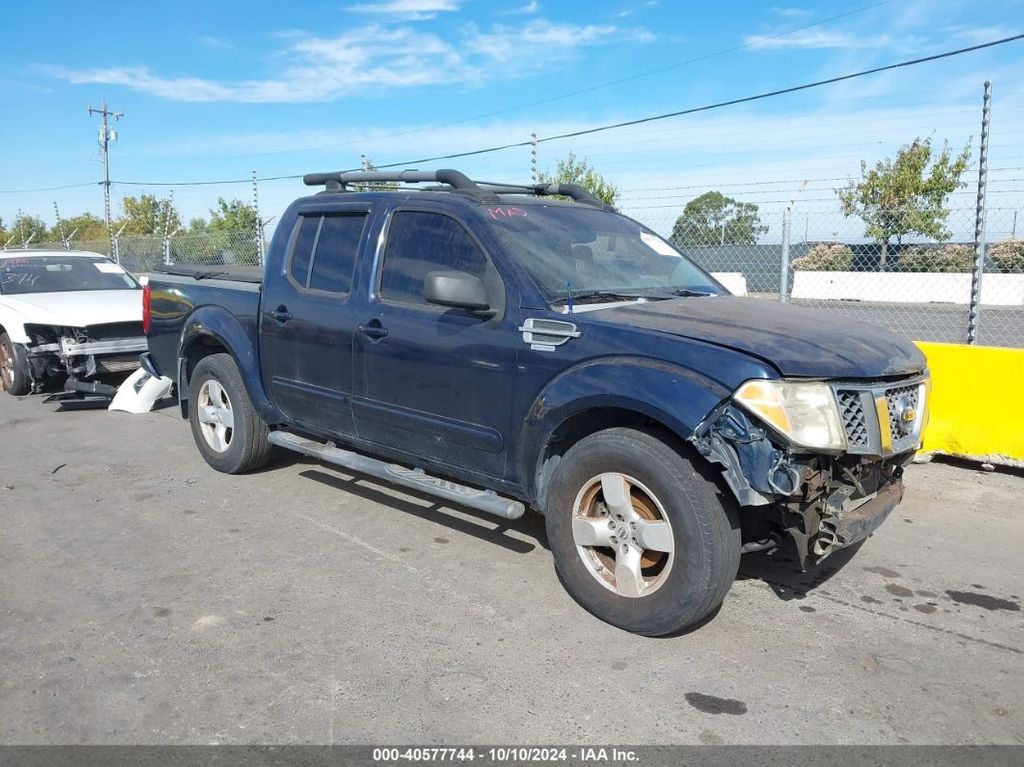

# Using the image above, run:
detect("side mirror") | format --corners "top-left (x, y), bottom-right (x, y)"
top-left (423, 271), bottom-right (490, 312)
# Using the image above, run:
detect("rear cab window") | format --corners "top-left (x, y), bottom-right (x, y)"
top-left (287, 213), bottom-right (367, 295)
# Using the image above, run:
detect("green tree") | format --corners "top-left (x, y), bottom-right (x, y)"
top-left (207, 197), bottom-right (259, 231)
top-left (53, 212), bottom-right (107, 243)
top-left (671, 192), bottom-right (767, 246)
top-left (178, 198), bottom-right (260, 265)
top-left (8, 213), bottom-right (49, 246)
top-left (118, 194), bottom-right (182, 235)
top-left (837, 137), bottom-right (971, 269)
top-left (538, 152), bottom-right (619, 207)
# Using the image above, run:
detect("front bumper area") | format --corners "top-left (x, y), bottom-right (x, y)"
top-left (693, 400), bottom-right (913, 567)
top-left (812, 477), bottom-right (904, 560)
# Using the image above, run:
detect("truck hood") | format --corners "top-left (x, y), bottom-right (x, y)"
top-left (596, 296), bottom-right (926, 379)
top-left (1, 290), bottom-right (142, 328)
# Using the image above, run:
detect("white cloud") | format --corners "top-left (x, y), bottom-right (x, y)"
top-left (48, 20), bottom-right (652, 102)
top-left (344, 0), bottom-right (460, 20)
top-left (745, 27), bottom-right (891, 50)
top-left (943, 24), bottom-right (1012, 43)
top-left (502, 0), bottom-right (539, 14)
top-left (465, 20), bottom-right (652, 64)
top-left (770, 6), bottom-right (812, 19)
top-left (194, 34), bottom-right (235, 50)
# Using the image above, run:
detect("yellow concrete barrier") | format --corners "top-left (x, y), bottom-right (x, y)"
top-left (916, 341), bottom-right (1024, 466)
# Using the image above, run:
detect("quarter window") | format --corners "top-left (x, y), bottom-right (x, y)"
top-left (380, 211), bottom-right (490, 306)
top-left (288, 213), bottom-right (366, 294)
top-left (288, 216), bottom-right (318, 287)
top-left (309, 215), bottom-right (366, 294)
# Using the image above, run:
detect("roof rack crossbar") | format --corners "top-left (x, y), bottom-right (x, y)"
top-left (302, 169), bottom-right (610, 208)
top-left (474, 181), bottom-right (611, 210)
top-left (303, 168), bottom-right (482, 194)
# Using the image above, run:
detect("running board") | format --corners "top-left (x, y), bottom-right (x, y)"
top-left (268, 431), bottom-right (526, 520)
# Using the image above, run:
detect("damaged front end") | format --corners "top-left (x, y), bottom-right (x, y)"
top-left (692, 375), bottom-right (927, 567)
top-left (23, 322), bottom-right (147, 400)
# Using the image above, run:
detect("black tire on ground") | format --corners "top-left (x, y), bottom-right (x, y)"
top-left (544, 427), bottom-right (741, 636)
top-left (0, 332), bottom-right (32, 396)
top-left (188, 353), bottom-right (272, 474)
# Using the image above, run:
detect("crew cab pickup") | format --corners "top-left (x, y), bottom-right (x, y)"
top-left (144, 169), bottom-right (929, 636)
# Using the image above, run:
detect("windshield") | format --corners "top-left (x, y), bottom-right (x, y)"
top-left (0, 255), bottom-right (140, 295)
top-left (487, 204), bottom-right (722, 304)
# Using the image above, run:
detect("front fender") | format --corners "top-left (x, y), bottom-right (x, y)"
top-left (516, 356), bottom-right (743, 501)
top-left (0, 304), bottom-right (30, 344)
top-left (178, 306), bottom-right (282, 424)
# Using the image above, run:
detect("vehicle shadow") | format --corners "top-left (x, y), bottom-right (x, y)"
top-left (293, 462), bottom-right (550, 556)
top-left (737, 538), bottom-right (865, 601)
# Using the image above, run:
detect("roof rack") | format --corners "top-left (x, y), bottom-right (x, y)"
top-left (302, 169), bottom-right (612, 209)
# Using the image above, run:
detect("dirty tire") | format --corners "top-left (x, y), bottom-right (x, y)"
top-left (0, 333), bottom-right (32, 396)
top-left (545, 427), bottom-right (741, 636)
top-left (188, 353), bottom-right (271, 474)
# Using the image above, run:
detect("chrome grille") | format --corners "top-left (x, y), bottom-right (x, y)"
top-left (836, 390), bottom-right (869, 448)
top-left (832, 377), bottom-right (926, 455)
top-left (885, 384), bottom-right (920, 440)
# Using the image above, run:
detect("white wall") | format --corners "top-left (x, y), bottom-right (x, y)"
top-left (792, 272), bottom-right (1024, 306)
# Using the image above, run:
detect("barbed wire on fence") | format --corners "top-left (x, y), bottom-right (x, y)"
top-left (9, 203), bottom-right (1023, 349)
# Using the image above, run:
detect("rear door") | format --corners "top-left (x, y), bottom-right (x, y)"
top-left (260, 204), bottom-right (371, 435)
top-left (351, 207), bottom-right (517, 480)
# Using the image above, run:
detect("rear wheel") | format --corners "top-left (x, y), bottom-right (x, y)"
top-left (188, 353), bottom-right (271, 474)
top-left (0, 333), bottom-right (32, 396)
top-left (544, 427), bottom-right (741, 636)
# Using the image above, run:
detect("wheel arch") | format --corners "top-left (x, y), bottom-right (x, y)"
top-left (519, 357), bottom-right (734, 513)
top-left (176, 307), bottom-right (281, 424)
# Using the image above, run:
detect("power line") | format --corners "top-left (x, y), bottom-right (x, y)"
top-left (0, 181), bottom-right (99, 195)
top-left (371, 32), bottom-right (1024, 169)
top-left (15, 32), bottom-right (1023, 193)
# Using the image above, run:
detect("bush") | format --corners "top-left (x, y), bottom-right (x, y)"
top-left (989, 238), bottom-right (1024, 273)
top-left (791, 243), bottom-right (853, 271)
top-left (896, 244), bottom-right (973, 272)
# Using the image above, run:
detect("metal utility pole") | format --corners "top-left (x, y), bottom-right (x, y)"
top-left (53, 202), bottom-right (66, 249)
top-left (88, 100), bottom-right (123, 253)
top-left (252, 170), bottom-right (265, 266)
top-left (779, 207), bottom-right (792, 304)
top-left (967, 80), bottom-right (992, 345)
top-left (530, 132), bottom-right (538, 183)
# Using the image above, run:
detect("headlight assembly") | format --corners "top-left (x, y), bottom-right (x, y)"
top-left (733, 379), bottom-right (847, 451)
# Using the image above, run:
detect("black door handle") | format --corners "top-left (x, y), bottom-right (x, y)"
top-left (269, 305), bottom-right (293, 323)
top-left (358, 320), bottom-right (388, 340)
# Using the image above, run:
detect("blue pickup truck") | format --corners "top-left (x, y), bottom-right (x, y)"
top-left (144, 169), bottom-right (929, 636)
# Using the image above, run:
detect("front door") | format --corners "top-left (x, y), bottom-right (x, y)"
top-left (260, 207), bottom-right (370, 435)
top-left (352, 208), bottom-right (516, 480)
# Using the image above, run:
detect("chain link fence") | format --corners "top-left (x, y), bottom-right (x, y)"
top-left (13, 204), bottom-right (1024, 349)
top-left (634, 205), bottom-right (1023, 349)
top-left (26, 229), bottom-right (265, 275)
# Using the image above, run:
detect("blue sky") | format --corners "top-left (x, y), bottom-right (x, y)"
top-left (2, 0), bottom-right (1022, 239)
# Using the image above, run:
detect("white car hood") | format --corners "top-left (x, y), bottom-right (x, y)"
top-left (1, 290), bottom-right (142, 328)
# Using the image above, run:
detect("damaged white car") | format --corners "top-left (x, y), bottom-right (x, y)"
top-left (0, 250), bottom-right (147, 400)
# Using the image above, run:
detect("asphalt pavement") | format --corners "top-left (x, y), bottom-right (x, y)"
top-left (0, 392), bottom-right (1021, 745)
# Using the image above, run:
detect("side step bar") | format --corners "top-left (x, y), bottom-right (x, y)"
top-left (268, 431), bottom-right (526, 520)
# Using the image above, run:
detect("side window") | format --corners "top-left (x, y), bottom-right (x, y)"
top-left (308, 214), bottom-right (365, 294)
top-left (288, 216), bottom-right (319, 287)
top-left (380, 211), bottom-right (490, 306)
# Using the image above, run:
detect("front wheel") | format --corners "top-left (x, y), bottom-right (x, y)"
top-left (544, 427), bottom-right (741, 636)
top-left (188, 353), bottom-right (271, 474)
top-left (0, 333), bottom-right (32, 396)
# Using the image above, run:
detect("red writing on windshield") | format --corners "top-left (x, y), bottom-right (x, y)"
top-left (487, 207), bottom-right (528, 220)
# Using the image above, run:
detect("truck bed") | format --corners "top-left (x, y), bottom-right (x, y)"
top-left (145, 267), bottom-right (264, 385)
